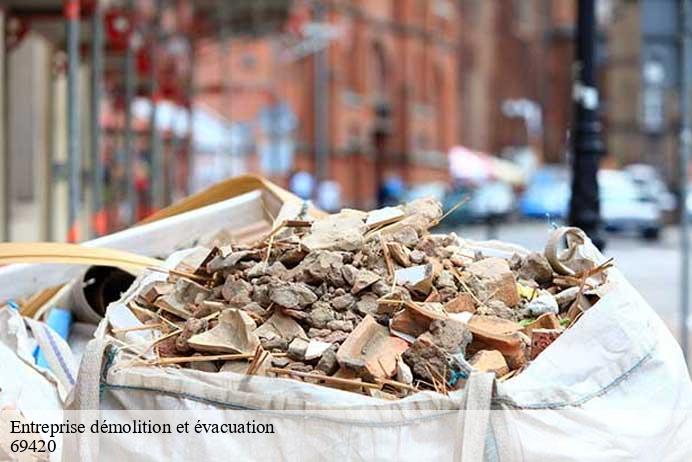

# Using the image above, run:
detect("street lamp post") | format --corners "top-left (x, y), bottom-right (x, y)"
top-left (569, 0), bottom-right (606, 250)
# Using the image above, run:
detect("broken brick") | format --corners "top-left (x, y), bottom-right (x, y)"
top-left (522, 312), bottom-right (561, 336)
top-left (445, 293), bottom-right (476, 313)
top-left (530, 328), bottom-right (562, 360)
top-left (336, 315), bottom-right (409, 379)
top-left (469, 350), bottom-right (509, 378)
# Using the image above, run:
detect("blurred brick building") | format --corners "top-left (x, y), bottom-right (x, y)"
top-left (194, 0), bottom-right (579, 207)
top-left (458, 0), bottom-right (576, 164)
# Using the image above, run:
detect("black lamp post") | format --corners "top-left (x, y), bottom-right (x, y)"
top-left (569, 0), bottom-right (606, 250)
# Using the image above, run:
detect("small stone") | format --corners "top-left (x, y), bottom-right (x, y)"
top-left (426, 319), bottom-right (472, 355)
top-left (391, 225), bottom-right (419, 248)
top-left (341, 264), bottom-right (359, 286)
top-left (261, 337), bottom-right (288, 351)
top-left (296, 251), bottom-right (344, 284)
top-left (326, 320), bottom-right (354, 332)
top-left (308, 328), bottom-right (332, 338)
top-left (371, 280), bottom-right (391, 297)
top-left (331, 293), bottom-right (356, 311)
top-left (269, 282), bottom-right (318, 309)
top-left (246, 262), bottom-right (268, 279)
top-left (267, 261), bottom-right (289, 279)
top-left (402, 336), bottom-right (450, 383)
top-left (251, 283), bottom-right (272, 307)
top-left (175, 318), bottom-right (207, 353)
top-left (409, 249), bottom-right (427, 264)
top-left (241, 302), bottom-right (267, 317)
top-left (271, 357), bottom-right (290, 368)
top-left (316, 347), bottom-right (339, 375)
top-left (467, 257), bottom-right (512, 280)
top-left (287, 362), bottom-right (313, 373)
top-left (302, 210), bottom-right (367, 252)
top-left (518, 252), bottom-right (554, 284)
top-left (396, 358), bottom-right (414, 385)
top-left (435, 270), bottom-right (457, 290)
top-left (318, 330), bottom-right (350, 344)
top-left (351, 269), bottom-right (381, 294)
top-left (401, 198), bottom-right (443, 233)
top-left (221, 278), bottom-right (253, 305)
top-left (307, 302), bottom-right (336, 328)
top-left (476, 300), bottom-right (518, 321)
top-left (525, 292), bottom-right (559, 316)
top-left (438, 287), bottom-right (459, 303)
top-left (354, 294), bottom-right (379, 317)
top-left (287, 337), bottom-right (310, 361)
top-left (279, 247), bottom-right (309, 267)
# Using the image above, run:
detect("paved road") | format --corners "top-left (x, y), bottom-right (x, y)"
top-left (454, 221), bottom-right (686, 344)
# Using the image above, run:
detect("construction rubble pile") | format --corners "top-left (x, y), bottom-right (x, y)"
top-left (119, 199), bottom-right (610, 399)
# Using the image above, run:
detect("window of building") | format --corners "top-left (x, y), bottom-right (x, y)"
top-left (371, 41), bottom-right (388, 97)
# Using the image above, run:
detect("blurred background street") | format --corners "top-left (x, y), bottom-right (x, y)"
top-left (2, 0), bottom-right (692, 359)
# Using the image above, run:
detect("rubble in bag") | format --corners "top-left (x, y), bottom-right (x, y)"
top-left (116, 199), bottom-right (611, 399)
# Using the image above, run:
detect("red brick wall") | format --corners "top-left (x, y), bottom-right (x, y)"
top-left (194, 0), bottom-right (461, 207)
top-left (193, 0), bottom-right (576, 206)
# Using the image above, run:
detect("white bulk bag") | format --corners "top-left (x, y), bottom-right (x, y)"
top-left (62, 229), bottom-right (692, 461)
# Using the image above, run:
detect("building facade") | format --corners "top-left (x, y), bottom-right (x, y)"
top-left (195, 0), bottom-right (465, 209)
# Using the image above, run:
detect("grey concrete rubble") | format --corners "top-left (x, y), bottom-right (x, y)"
top-left (126, 199), bottom-right (607, 399)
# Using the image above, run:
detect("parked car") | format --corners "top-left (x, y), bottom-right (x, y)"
top-left (519, 167), bottom-right (570, 219)
top-left (624, 164), bottom-right (676, 213)
top-left (599, 170), bottom-right (663, 240)
top-left (441, 180), bottom-right (515, 227)
top-left (403, 182), bottom-right (447, 204)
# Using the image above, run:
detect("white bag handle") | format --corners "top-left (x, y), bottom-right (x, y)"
top-left (452, 372), bottom-right (495, 462)
top-left (63, 336), bottom-right (108, 462)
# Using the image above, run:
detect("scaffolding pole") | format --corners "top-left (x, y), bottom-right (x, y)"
top-left (313, 1), bottom-right (329, 184)
top-left (65, 0), bottom-right (81, 242)
top-left (90, 0), bottom-right (104, 236)
top-left (219, 0), bottom-right (233, 176)
top-left (123, 0), bottom-right (136, 224)
top-left (0, 8), bottom-right (8, 241)
top-left (149, 0), bottom-right (164, 210)
top-left (185, 35), bottom-right (195, 196)
top-left (679, 0), bottom-right (691, 363)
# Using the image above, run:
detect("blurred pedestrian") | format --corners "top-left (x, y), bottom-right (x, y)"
top-left (316, 180), bottom-right (341, 213)
top-left (378, 175), bottom-right (404, 207)
top-left (289, 170), bottom-right (315, 200)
